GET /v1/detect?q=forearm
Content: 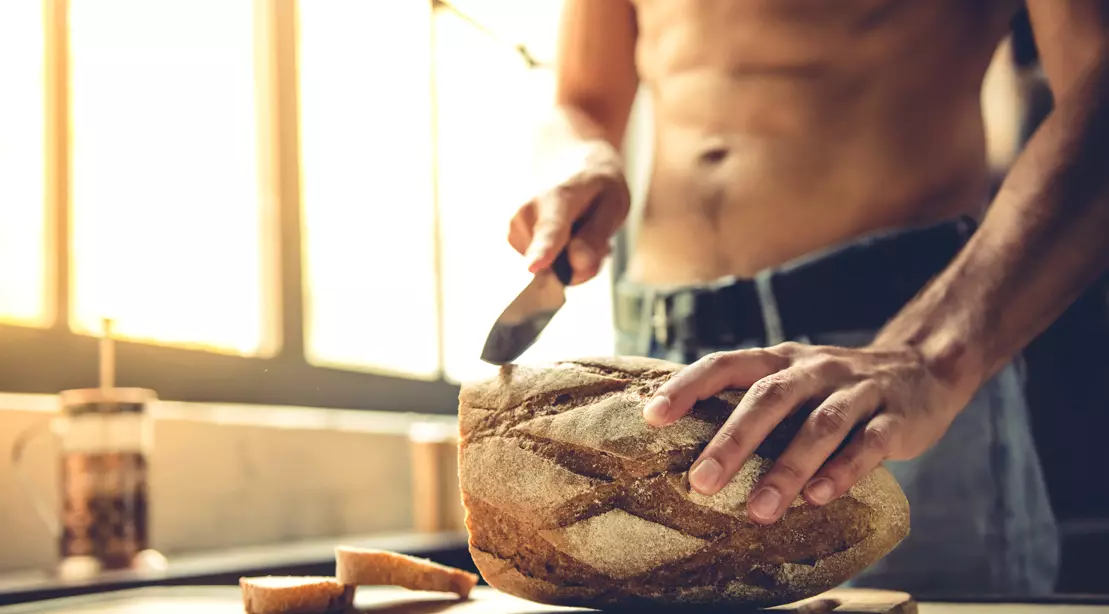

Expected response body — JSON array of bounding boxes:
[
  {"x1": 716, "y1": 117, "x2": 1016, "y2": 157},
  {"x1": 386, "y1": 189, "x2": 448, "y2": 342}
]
[
  {"x1": 549, "y1": 103, "x2": 630, "y2": 153},
  {"x1": 531, "y1": 104, "x2": 630, "y2": 187},
  {"x1": 876, "y1": 63, "x2": 1109, "y2": 396}
]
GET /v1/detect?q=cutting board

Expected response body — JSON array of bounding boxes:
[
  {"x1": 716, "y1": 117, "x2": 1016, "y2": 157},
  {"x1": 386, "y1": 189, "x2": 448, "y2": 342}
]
[{"x1": 0, "y1": 585, "x2": 916, "y2": 614}]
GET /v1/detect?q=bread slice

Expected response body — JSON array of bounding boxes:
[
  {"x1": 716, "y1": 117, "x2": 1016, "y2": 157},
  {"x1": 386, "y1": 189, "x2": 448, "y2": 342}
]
[
  {"x1": 335, "y1": 546, "x2": 479, "y2": 599},
  {"x1": 239, "y1": 576, "x2": 354, "y2": 614}
]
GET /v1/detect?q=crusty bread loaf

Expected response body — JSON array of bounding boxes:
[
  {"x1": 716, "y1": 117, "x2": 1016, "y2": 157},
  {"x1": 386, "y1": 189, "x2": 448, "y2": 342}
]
[
  {"x1": 457, "y1": 356, "x2": 910, "y2": 609},
  {"x1": 239, "y1": 576, "x2": 353, "y2": 614},
  {"x1": 335, "y1": 546, "x2": 479, "y2": 598}
]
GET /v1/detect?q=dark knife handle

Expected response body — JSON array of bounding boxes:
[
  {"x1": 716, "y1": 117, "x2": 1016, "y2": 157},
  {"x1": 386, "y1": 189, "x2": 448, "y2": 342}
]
[
  {"x1": 551, "y1": 210, "x2": 594, "y2": 287},
  {"x1": 552, "y1": 249, "x2": 574, "y2": 286}
]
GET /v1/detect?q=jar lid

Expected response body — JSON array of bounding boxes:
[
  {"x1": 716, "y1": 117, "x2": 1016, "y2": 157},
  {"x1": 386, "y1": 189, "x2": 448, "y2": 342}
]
[{"x1": 59, "y1": 387, "x2": 158, "y2": 411}]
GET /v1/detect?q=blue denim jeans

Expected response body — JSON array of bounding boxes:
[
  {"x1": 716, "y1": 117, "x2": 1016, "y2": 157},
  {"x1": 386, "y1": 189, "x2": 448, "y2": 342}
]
[{"x1": 614, "y1": 281, "x2": 1060, "y2": 596}]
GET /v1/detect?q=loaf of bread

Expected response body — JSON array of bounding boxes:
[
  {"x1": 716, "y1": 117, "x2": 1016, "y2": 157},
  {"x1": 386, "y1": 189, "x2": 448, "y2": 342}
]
[
  {"x1": 239, "y1": 576, "x2": 353, "y2": 614},
  {"x1": 335, "y1": 546, "x2": 479, "y2": 598},
  {"x1": 458, "y1": 356, "x2": 910, "y2": 608}
]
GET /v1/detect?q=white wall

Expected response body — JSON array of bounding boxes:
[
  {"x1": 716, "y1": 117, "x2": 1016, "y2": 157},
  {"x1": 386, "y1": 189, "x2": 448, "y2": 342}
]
[{"x1": 0, "y1": 395, "x2": 461, "y2": 574}]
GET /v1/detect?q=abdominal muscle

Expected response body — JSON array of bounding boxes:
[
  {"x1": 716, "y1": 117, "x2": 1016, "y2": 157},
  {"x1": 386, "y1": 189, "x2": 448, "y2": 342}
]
[
  {"x1": 622, "y1": 0, "x2": 1015, "y2": 286},
  {"x1": 625, "y1": 108, "x2": 992, "y2": 285}
]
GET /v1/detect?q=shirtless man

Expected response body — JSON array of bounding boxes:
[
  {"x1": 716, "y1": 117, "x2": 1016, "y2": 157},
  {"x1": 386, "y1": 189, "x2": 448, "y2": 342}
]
[{"x1": 507, "y1": 0, "x2": 1109, "y2": 596}]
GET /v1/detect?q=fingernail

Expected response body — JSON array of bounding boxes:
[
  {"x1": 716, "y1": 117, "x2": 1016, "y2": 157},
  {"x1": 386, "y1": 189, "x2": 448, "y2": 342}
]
[
  {"x1": 749, "y1": 487, "x2": 782, "y2": 521},
  {"x1": 689, "y1": 458, "x2": 722, "y2": 493},
  {"x1": 643, "y1": 395, "x2": 670, "y2": 425},
  {"x1": 805, "y1": 478, "x2": 834, "y2": 505}
]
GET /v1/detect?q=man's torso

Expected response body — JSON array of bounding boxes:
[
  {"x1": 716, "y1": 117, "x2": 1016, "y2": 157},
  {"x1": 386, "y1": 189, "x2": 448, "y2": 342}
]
[{"x1": 626, "y1": 0, "x2": 1022, "y2": 285}]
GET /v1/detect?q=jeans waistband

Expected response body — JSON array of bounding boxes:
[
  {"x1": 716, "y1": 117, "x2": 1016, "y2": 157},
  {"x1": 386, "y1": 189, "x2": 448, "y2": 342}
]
[{"x1": 614, "y1": 216, "x2": 977, "y2": 353}]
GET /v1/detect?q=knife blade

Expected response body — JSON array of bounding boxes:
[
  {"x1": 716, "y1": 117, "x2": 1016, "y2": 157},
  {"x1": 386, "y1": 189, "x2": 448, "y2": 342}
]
[{"x1": 480, "y1": 248, "x2": 575, "y2": 365}]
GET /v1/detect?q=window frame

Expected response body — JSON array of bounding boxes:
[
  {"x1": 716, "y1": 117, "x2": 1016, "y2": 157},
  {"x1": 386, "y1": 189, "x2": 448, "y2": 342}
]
[{"x1": 0, "y1": 0, "x2": 625, "y2": 413}]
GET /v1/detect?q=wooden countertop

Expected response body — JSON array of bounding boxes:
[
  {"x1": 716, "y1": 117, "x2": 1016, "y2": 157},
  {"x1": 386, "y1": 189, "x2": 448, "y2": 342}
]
[
  {"x1": 1, "y1": 586, "x2": 1107, "y2": 614},
  {"x1": 0, "y1": 531, "x2": 471, "y2": 607}
]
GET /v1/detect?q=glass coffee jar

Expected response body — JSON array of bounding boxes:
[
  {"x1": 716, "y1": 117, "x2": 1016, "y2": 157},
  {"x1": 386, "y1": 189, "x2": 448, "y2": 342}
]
[{"x1": 12, "y1": 387, "x2": 156, "y2": 575}]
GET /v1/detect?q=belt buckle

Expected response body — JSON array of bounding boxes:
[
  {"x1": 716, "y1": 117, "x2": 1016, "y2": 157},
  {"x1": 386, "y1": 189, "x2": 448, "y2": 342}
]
[{"x1": 651, "y1": 296, "x2": 670, "y2": 346}]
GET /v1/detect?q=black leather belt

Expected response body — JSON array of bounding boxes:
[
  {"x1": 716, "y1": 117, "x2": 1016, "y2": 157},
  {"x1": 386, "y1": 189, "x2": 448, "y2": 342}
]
[{"x1": 614, "y1": 217, "x2": 977, "y2": 347}]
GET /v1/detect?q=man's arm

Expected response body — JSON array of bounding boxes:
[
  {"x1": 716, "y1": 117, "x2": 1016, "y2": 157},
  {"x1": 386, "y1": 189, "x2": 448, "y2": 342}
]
[
  {"x1": 510, "y1": 0, "x2": 639, "y2": 280},
  {"x1": 549, "y1": 0, "x2": 640, "y2": 149},
  {"x1": 641, "y1": 0, "x2": 1109, "y2": 525},
  {"x1": 877, "y1": 0, "x2": 1109, "y2": 394}
]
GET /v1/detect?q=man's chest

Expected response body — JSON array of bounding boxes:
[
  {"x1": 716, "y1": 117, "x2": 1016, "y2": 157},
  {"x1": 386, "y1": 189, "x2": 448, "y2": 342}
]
[{"x1": 629, "y1": 0, "x2": 1019, "y2": 81}]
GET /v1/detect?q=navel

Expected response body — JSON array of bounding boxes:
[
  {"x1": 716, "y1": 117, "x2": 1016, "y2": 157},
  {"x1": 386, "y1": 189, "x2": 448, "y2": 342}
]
[{"x1": 697, "y1": 146, "x2": 730, "y2": 167}]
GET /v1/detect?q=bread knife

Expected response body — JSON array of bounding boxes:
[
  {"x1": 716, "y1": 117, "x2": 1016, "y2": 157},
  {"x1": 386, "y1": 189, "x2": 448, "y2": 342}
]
[{"x1": 480, "y1": 248, "x2": 574, "y2": 365}]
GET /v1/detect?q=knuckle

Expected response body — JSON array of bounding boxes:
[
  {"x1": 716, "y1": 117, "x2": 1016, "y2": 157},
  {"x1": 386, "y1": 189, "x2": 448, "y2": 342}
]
[
  {"x1": 656, "y1": 373, "x2": 680, "y2": 396},
  {"x1": 772, "y1": 459, "x2": 807, "y2": 483},
  {"x1": 827, "y1": 454, "x2": 866, "y2": 485},
  {"x1": 750, "y1": 376, "x2": 792, "y2": 405},
  {"x1": 701, "y1": 351, "x2": 738, "y2": 372},
  {"x1": 809, "y1": 355, "x2": 846, "y2": 378},
  {"x1": 863, "y1": 423, "x2": 895, "y2": 455},
  {"x1": 808, "y1": 403, "x2": 851, "y2": 437},
  {"x1": 774, "y1": 341, "x2": 805, "y2": 356},
  {"x1": 855, "y1": 380, "x2": 882, "y2": 400},
  {"x1": 713, "y1": 424, "x2": 746, "y2": 455},
  {"x1": 749, "y1": 347, "x2": 790, "y2": 370}
]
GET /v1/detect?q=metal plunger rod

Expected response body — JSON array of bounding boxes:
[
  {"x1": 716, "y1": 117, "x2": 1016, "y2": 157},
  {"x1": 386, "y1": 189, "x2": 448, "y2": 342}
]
[{"x1": 99, "y1": 317, "x2": 115, "y2": 392}]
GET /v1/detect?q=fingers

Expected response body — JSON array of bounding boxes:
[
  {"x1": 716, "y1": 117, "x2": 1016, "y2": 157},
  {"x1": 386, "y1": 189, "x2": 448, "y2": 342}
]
[
  {"x1": 567, "y1": 237, "x2": 610, "y2": 285},
  {"x1": 804, "y1": 412, "x2": 902, "y2": 505},
  {"x1": 644, "y1": 350, "x2": 787, "y2": 427},
  {"x1": 524, "y1": 188, "x2": 576, "y2": 272},
  {"x1": 507, "y1": 204, "x2": 537, "y2": 256},
  {"x1": 566, "y1": 179, "x2": 629, "y2": 282},
  {"x1": 509, "y1": 174, "x2": 626, "y2": 281},
  {"x1": 688, "y1": 363, "x2": 833, "y2": 496},
  {"x1": 747, "y1": 383, "x2": 881, "y2": 523}
]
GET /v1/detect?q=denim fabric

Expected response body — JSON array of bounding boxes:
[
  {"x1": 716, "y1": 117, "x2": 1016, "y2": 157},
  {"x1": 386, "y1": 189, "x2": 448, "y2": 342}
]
[
  {"x1": 621, "y1": 218, "x2": 1060, "y2": 594},
  {"x1": 614, "y1": 268, "x2": 1060, "y2": 596}
]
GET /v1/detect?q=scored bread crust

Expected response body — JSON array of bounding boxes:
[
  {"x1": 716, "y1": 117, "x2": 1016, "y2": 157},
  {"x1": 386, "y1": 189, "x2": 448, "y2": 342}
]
[
  {"x1": 335, "y1": 546, "x2": 479, "y2": 599},
  {"x1": 458, "y1": 356, "x2": 910, "y2": 608},
  {"x1": 239, "y1": 576, "x2": 354, "y2": 614}
]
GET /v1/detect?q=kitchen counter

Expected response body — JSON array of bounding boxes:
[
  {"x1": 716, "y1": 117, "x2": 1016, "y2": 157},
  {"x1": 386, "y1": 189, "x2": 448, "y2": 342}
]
[
  {"x1": 0, "y1": 586, "x2": 1107, "y2": 614},
  {"x1": 0, "y1": 531, "x2": 471, "y2": 607}
]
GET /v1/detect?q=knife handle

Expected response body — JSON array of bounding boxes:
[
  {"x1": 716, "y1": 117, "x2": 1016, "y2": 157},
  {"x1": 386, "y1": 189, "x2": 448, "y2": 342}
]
[
  {"x1": 552, "y1": 249, "x2": 574, "y2": 286},
  {"x1": 551, "y1": 213, "x2": 592, "y2": 286}
]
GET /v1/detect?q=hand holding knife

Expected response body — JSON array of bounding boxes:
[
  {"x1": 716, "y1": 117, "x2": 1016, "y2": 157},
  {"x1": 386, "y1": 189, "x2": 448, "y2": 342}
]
[
  {"x1": 480, "y1": 230, "x2": 578, "y2": 366},
  {"x1": 485, "y1": 141, "x2": 632, "y2": 365}
]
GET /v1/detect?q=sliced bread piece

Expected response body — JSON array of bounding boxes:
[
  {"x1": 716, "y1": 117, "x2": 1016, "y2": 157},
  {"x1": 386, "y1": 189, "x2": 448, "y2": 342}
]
[
  {"x1": 240, "y1": 576, "x2": 354, "y2": 614},
  {"x1": 335, "y1": 546, "x2": 479, "y2": 599}
]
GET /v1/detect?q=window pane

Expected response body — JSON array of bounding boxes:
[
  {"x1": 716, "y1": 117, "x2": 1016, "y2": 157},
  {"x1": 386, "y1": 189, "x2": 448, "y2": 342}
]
[
  {"x1": 0, "y1": 2, "x2": 47, "y2": 326},
  {"x1": 298, "y1": 0, "x2": 439, "y2": 379},
  {"x1": 70, "y1": 0, "x2": 267, "y2": 355},
  {"x1": 440, "y1": 0, "x2": 563, "y2": 66},
  {"x1": 435, "y1": 3, "x2": 616, "y2": 385}
]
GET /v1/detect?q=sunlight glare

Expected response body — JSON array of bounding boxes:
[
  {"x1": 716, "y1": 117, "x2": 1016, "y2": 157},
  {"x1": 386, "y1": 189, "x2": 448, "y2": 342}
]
[{"x1": 69, "y1": 0, "x2": 266, "y2": 354}]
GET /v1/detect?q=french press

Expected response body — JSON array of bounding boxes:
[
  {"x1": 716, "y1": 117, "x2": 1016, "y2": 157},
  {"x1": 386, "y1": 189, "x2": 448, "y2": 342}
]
[{"x1": 11, "y1": 319, "x2": 161, "y2": 577}]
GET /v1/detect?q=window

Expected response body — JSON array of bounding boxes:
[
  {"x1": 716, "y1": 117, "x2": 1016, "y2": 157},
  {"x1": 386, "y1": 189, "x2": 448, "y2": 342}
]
[
  {"x1": 298, "y1": 0, "x2": 440, "y2": 379},
  {"x1": 0, "y1": 2, "x2": 48, "y2": 327},
  {"x1": 69, "y1": 0, "x2": 268, "y2": 355},
  {"x1": 0, "y1": 0, "x2": 620, "y2": 412},
  {"x1": 297, "y1": 0, "x2": 615, "y2": 384},
  {"x1": 433, "y1": 0, "x2": 615, "y2": 384}
]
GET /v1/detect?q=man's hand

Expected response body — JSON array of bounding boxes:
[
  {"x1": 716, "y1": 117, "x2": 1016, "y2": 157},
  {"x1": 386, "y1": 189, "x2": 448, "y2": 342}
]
[
  {"x1": 507, "y1": 139, "x2": 630, "y2": 285},
  {"x1": 642, "y1": 341, "x2": 970, "y2": 525}
]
